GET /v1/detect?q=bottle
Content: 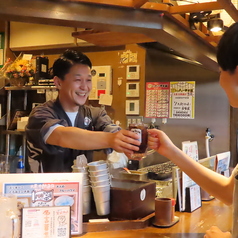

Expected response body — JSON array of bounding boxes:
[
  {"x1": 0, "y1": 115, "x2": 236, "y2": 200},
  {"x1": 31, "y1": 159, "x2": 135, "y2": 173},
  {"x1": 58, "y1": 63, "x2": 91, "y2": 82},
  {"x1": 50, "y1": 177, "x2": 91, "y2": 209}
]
[{"x1": 16, "y1": 156, "x2": 25, "y2": 173}]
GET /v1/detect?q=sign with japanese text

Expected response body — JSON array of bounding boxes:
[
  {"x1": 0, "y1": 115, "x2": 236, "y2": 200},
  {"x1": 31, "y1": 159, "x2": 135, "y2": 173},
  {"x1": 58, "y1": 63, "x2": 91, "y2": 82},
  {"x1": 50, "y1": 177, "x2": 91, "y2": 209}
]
[
  {"x1": 145, "y1": 82, "x2": 170, "y2": 118},
  {"x1": 3, "y1": 181, "x2": 81, "y2": 235},
  {"x1": 22, "y1": 206, "x2": 71, "y2": 238},
  {"x1": 170, "y1": 81, "x2": 195, "y2": 119}
]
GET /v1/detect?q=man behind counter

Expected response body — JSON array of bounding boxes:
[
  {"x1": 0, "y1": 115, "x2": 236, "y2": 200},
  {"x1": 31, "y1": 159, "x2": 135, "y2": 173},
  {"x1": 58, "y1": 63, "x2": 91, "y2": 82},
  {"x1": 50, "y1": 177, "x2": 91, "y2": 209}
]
[{"x1": 26, "y1": 50, "x2": 139, "y2": 173}]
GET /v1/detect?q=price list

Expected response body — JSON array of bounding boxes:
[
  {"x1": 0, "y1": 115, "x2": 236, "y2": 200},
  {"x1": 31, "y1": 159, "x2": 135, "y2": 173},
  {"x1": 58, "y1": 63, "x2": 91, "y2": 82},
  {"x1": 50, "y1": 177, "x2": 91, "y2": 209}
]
[{"x1": 145, "y1": 82, "x2": 170, "y2": 118}]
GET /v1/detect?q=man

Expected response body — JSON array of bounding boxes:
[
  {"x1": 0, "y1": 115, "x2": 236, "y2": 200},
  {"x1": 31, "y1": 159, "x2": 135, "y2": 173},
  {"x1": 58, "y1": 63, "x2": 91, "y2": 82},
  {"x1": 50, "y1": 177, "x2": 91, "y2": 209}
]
[
  {"x1": 147, "y1": 22, "x2": 238, "y2": 238},
  {"x1": 26, "y1": 50, "x2": 139, "y2": 172}
]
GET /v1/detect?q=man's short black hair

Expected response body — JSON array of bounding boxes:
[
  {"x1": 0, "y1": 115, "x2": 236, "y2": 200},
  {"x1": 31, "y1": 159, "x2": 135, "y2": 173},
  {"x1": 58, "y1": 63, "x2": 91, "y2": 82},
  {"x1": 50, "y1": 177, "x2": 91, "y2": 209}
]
[
  {"x1": 217, "y1": 22, "x2": 238, "y2": 73},
  {"x1": 53, "y1": 49, "x2": 92, "y2": 80}
]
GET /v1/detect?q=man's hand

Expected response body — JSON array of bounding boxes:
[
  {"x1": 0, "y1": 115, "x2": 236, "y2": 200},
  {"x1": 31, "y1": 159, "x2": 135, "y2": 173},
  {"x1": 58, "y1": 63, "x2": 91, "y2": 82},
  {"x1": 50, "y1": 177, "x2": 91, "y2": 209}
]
[
  {"x1": 109, "y1": 129, "x2": 140, "y2": 155},
  {"x1": 204, "y1": 226, "x2": 231, "y2": 238}
]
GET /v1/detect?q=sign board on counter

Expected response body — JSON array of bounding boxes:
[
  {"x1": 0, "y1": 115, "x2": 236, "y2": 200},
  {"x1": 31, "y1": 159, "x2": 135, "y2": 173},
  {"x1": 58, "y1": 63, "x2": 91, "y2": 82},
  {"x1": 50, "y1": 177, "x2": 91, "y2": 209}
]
[
  {"x1": 22, "y1": 206, "x2": 71, "y2": 238},
  {"x1": 0, "y1": 173, "x2": 83, "y2": 235}
]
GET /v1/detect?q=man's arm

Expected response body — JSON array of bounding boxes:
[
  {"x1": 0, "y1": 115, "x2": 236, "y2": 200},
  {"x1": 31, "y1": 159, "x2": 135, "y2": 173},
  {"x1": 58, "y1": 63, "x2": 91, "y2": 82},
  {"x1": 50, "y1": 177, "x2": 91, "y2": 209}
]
[{"x1": 46, "y1": 126, "x2": 140, "y2": 154}]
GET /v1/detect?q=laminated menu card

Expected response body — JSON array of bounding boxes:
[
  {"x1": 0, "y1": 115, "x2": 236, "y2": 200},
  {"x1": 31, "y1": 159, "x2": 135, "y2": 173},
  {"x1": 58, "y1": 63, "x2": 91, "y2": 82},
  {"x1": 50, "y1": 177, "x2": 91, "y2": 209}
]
[
  {"x1": 3, "y1": 181, "x2": 82, "y2": 235},
  {"x1": 22, "y1": 206, "x2": 71, "y2": 238}
]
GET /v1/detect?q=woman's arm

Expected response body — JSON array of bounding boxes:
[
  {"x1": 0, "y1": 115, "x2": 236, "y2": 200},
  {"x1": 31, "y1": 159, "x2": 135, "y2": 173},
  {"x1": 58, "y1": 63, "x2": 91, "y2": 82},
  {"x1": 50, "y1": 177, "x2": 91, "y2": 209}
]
[{"x1": 148, "y1": 129, "x2": 234, "y2": 205}]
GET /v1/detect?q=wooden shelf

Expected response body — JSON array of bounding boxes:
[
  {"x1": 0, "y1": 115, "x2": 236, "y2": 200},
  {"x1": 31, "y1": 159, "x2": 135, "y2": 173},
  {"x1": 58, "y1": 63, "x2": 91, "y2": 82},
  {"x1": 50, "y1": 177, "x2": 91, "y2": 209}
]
[
  {"x1": 5, "y1": 86, "x2": 56, "y2": 91},
  {"x1": 2, "y1": 130, "x2": 25, "y2": 135}
]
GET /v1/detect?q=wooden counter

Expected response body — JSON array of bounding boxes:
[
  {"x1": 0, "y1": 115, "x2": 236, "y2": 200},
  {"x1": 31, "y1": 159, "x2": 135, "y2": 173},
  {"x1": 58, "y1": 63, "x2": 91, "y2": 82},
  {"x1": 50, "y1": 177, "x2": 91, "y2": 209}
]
[{"x1": 74, "y1": 199, "x2": 232, "y2": 238}]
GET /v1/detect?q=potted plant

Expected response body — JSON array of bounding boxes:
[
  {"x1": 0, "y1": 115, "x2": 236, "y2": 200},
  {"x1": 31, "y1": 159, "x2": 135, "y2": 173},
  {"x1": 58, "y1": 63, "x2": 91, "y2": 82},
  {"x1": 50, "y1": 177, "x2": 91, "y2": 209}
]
[{"x1": 5, "y1": 53, "x2": 35, "y2": 87}]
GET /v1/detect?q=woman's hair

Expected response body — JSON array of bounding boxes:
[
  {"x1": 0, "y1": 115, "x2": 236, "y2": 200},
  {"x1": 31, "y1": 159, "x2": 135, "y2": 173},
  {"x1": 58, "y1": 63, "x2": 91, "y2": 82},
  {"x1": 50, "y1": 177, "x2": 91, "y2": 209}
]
[
  {"x1": 53, "y1": 49, "x2": 92, "y2": 80},
  {"x1": 217, "y1": 22, "x2": 238, "y2": 73}
]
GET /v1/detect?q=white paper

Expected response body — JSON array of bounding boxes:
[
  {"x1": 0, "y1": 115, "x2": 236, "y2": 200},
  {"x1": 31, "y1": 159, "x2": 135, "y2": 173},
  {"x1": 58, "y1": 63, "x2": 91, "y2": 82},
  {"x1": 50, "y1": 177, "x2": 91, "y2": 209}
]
[
  {"x1": 22, "y1": 54, "x2": 33, "y2": 61},
  {"x1": 99, "y1": 94, "x2": 113, "y2": 106}
]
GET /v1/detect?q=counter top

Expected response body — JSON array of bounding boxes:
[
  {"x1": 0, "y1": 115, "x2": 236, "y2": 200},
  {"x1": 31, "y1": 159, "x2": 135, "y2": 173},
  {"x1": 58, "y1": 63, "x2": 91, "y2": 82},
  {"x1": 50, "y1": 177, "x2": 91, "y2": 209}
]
[{"x1": 74, "y1": 199, "x2": 232, "y2": 238}]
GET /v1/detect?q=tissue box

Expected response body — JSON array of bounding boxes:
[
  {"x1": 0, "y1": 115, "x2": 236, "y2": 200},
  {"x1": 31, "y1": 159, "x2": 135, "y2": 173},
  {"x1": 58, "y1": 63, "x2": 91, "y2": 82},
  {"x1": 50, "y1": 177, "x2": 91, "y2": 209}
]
[{"x1": 110, "y1": 179, "x2": 156, "y2": 220}]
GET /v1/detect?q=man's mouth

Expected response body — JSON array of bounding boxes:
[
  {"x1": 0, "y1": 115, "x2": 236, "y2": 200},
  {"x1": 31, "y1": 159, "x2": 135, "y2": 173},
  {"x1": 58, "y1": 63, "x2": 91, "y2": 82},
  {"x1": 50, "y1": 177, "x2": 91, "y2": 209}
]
[{"x1": 76, "y1": 92, "x2": 87, "y2": 97}]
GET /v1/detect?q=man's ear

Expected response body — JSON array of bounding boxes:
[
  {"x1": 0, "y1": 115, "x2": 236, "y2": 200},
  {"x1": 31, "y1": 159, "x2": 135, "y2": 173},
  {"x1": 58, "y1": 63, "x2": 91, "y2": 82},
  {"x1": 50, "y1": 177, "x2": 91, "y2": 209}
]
[{"x1": 54, "y1": 76, "x2": 62, "y2": 90}]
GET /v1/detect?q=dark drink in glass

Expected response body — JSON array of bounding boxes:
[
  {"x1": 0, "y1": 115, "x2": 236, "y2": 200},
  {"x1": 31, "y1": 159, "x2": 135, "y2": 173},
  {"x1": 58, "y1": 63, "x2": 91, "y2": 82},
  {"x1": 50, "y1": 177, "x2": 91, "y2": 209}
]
[{"x1": 129, "y1": 123, "x2": 148, "y2": 157}]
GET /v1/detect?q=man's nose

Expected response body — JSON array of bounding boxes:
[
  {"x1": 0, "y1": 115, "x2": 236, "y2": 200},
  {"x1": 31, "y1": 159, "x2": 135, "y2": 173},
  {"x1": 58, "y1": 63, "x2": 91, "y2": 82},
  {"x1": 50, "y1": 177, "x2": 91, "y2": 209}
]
[{"x1": 80, "y1": 80, "x2": 87, "y2": 89}]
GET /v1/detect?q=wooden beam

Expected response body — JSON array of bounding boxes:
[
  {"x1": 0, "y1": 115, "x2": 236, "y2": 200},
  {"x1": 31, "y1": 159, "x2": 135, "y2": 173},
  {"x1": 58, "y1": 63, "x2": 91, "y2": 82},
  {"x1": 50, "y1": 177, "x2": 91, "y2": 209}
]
[
  {"x1": 0, "y1": 0, "x2": 218, "y2": 71},
  {"x1": 170, "y1": 2, "x2": 223, "y2": 14},
  {"x1": 205, "y1": 35, "x2": 221, "y2": 44},
  {"x1": 62, "y1": 0, "x2": 133, "y2": 8},
  {"x1": 217, "y1": 0, "x2": 238, "y2": 22},
  {"x1": 72, "y1": 31, "x2": 156, "y2": 46},
  {"x1": 171, "y1": 14, "x2": 189, "y2": 28},
  {"x1": 132, "y1": 0, "x2": 148, "y2": 8},
  {"x1": 140, "y1": 2, "x2": 169, "y2": 12},
  {"x1": 63, "y1": 0, "x2": 148, "y2": 8}
]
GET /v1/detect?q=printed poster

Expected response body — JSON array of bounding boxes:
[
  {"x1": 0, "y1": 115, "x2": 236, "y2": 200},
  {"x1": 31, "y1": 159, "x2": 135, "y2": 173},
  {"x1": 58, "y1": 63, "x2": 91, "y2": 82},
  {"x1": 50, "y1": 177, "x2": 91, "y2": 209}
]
[
  {"x1": 22, "y1": 206, "x2": 71, "y2": 238},
  {"x1": 3, "y1": 181, "x2": 81, "y2": 235},
  {"x1": 170, "y1": 81, "x2": 195, "y2": 119},
  {"x1": 181, "y1": 141, "x2": 199, "y2": 211},
  {"x1": 145, "y1": 82, "x2": 170, "y2": 118}
]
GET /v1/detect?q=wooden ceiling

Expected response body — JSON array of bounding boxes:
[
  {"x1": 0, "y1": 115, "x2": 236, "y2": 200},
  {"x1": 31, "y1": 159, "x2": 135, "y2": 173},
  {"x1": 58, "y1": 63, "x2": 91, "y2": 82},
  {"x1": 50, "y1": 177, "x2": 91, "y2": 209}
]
[
  {"x1": 0, "y1": 0, "x2": 237, "y2": 71},
  {"x1": 70, "y1": 0, "x2": 237, "y2": 48}
]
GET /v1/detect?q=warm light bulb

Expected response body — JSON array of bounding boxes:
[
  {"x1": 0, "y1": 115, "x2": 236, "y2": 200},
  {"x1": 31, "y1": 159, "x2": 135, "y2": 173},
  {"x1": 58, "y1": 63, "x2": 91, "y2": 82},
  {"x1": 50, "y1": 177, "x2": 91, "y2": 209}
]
[{"x1": 210, "y1": 26, "x2": 222, "y2": 32}]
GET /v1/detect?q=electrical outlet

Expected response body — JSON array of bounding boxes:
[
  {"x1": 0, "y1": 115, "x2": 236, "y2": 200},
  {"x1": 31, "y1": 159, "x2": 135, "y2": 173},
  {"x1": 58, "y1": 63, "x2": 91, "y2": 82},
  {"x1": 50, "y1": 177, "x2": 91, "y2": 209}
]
[
  {"x1": 127, "y1": 118, "x2": 132, "y2": 127},
  {"x1": 132, "y1": 119, "x2": 137, "y2": 124}
]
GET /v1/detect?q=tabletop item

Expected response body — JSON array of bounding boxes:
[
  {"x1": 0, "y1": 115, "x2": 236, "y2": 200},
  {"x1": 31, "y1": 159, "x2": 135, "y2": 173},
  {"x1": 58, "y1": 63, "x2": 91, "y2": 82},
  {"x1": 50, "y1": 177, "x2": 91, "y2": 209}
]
[
  {"x1": 138, "y1": 161, "x2": 176, "y2": 180},
  {"x1": 110, "y1": 178, "x2": 156, "y2": 220},
  {"x1": 153, "y1": 197, "x2": 179, "y2": 228},
  {"x1": 0, "y1": 193, "x2": 19, "y2": 238},
  {"x1": 88, "y1": 160, "x2": 111, "y2": 216}
]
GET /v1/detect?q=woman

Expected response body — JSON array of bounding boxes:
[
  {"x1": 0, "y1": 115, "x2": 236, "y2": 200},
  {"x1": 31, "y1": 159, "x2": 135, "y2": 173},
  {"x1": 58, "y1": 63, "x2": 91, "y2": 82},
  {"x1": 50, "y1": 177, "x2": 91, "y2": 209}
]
[{"x1": 148, "y1": 22, "x2": 238, "y2": 238}]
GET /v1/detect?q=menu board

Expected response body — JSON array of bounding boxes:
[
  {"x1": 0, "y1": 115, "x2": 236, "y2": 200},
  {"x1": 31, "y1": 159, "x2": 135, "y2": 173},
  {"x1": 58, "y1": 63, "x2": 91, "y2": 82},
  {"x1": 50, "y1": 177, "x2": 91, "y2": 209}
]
[
  {"x1": 22, "y1": 206, "x2": 71, "y2": 238},
  {"x1": 145, "y1": 82, "x2": 170, "y2": 118},
  {"x1": 145, "y1": 81, "x2": 195, "y2": 119},
  {"x1": 170, "y1": 81, "x2": 195, "y2": 119},
  {"x1": 3, "y1": 181, "x2": 82, "y2": 235}
]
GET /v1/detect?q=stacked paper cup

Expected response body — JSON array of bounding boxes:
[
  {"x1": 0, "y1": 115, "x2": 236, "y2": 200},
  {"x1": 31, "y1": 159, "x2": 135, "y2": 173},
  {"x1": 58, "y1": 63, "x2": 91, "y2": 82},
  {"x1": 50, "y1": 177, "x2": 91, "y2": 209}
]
[
  {"x1": 72, "y1": 164, "x2": 91, "y2": 215},
  {"x1": 88, "y1": 160, "x2": 111, "y2": 216}
]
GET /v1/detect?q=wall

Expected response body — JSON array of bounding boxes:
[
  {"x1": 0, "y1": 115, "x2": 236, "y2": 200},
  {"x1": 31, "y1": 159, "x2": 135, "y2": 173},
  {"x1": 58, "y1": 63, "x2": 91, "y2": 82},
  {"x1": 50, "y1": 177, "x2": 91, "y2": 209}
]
[
  {"x1": 9, "y1": 22, "x2": 91, "y2": 50},
  {"x1": 141, "y1": 48, "x2": 230, "y2": 167}
]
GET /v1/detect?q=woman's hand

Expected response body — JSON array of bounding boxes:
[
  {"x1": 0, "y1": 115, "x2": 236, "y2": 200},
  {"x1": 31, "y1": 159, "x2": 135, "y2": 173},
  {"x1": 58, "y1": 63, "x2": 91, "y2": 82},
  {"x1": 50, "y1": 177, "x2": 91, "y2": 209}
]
[
  {"x1": 147, "y1": 129, "x2": 177, "y2": 158},
  {"x1": 204, "y1": 226, "x2": 231, "y2": 238}
]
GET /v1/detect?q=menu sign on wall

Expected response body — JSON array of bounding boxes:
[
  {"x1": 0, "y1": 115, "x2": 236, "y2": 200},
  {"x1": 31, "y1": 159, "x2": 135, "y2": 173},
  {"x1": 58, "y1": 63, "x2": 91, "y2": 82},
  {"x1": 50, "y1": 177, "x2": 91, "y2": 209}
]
[
  {"x1": 170, "y1": 81, "x2": 195, "y2": 119},
  {"x1": 145, "y1": 82, "x2": 170, "y2": 118},
  {"x1": 145, "y1": 81, "x2": 195, "y2": 119}
]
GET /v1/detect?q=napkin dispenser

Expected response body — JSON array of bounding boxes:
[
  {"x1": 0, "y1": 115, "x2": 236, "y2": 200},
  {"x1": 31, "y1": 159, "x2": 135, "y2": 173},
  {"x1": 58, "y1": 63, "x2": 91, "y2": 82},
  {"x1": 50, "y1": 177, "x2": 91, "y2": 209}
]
[{"x1": 110, "y1": 179, "x2": 156, "y2": 220}]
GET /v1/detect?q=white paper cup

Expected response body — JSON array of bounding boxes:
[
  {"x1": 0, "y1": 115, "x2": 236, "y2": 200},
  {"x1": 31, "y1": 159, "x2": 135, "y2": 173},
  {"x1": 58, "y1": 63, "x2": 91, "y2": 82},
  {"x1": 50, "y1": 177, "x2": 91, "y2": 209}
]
[
  {"x1": 88, "y1": 161, "x2": 108, "y2": 171},
  {"x1": 83, "y1": 186, "x2": 92, "y2": 215},
  {"x1": 89, "y1": 173, "x2": 110, "y2": 182},
  {"x1": 71, "y1": 166, "x2": 86, "y2": 173},
  {"x1": 91, "y1": 179, "x2": 110, "y2": 187},
  {"x1": 83, "y1": 178, "x2": 90, "y2": 186},
  {"x1": 92, "y1": 185, "x2": 110, "y2": 216},
  {"x1": 88, "y1": 169, "x2": 108, "y2": 177}
]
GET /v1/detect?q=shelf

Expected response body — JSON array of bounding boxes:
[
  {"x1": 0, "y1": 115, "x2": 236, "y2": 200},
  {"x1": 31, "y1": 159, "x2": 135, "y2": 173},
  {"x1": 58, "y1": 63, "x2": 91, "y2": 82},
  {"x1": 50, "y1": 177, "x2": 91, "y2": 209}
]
[
  {"x1": 5, "y1": 85, "x2": 56, "y2": 91},
  {"x1": 2, "y1": 130, "x2": 25, "y2": 135}
]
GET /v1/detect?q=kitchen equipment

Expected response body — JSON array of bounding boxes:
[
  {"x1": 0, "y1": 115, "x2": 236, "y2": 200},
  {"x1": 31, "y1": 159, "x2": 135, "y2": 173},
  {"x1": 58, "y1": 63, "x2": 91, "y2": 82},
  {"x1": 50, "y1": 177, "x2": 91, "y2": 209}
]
[
  {"x1": 138, "y1": 161, "x2": 176, "y2": 180},
  {"x1": 119, "y1": 170, "x2": 148, "y2": 181}
]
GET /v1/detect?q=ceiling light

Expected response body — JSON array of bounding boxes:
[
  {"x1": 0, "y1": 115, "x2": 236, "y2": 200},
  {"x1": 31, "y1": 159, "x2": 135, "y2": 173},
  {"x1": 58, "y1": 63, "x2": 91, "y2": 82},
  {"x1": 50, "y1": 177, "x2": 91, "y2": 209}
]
[{"x1": 207, "y1": 18, "x2": 224, "y2": 32}]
